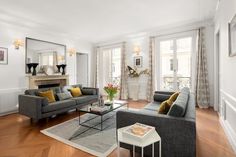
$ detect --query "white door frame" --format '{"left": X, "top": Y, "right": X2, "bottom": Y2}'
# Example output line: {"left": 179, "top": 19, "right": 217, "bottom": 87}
{"left": 214, "top": 29, "right": 220, "bottom": 111}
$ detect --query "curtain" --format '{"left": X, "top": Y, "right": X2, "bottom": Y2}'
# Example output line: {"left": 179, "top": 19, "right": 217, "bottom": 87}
{"left": 96, "top": 47, "right": 112, "bottom": 95}
{"left": 53, "top": 51, "right": 58, "bottom": 72}
{"left": 120, "top": 42, "right": 128, "bottom": 100}
{"left": 195, "top": 27, "right": 210, "bottom": 108}
{"left": 146, "top": 37, "right": 157, "bottom": 102}
{"left": 94, "top": 47, "right": 100, "bottom": 88}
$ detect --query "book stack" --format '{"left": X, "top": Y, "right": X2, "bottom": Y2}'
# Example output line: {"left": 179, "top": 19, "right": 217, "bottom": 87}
{"left": 90, "top": 106, "right": 110, "bottom": 112}
{"left": 122, "top": 123, "right": 155, "bottom": 142}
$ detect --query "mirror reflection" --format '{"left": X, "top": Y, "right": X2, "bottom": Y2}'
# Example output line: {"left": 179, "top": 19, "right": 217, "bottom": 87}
{"left": 26, "top": 38, "right": 66, "bottom": 75}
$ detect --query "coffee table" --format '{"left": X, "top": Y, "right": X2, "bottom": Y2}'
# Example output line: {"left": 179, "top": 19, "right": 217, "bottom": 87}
{"left": 78, "top": 100, "right": 128, "bottom": 131}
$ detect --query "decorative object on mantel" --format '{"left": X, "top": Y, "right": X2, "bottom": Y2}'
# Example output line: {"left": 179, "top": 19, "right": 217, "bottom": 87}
{"left": 61, "top": 64, "right": 66, "bottom": 75}
{"left": 13, "top": 39, "right": 24, "bottom": 50}
{"left": 31, "top": 63, "right": 39, "bottom": 76}
{"left": 26, "top": 63, "right": 34, "bottom": 73}
{"left": 0, "top": 47, "right": 8, "bottom": 65}
{"left": 127, "top": 65, "right": 150, "bottom": 78}
{"left": 133, "top": 45, "right": 141, "bottom": 55}
{"left": 134, "top": 56, "right": 143, "bottom": 68}
{"left": 104, "top": 83, "right": 119, "bottom": 103}
{"left": 56, "top": 65, "right": 62, "bottom": 73}
{"left": 229, "top": 14, "right": 236, "bottom": 57}
{"left": 68, "top": 48, "right": 76, "bottom": 56}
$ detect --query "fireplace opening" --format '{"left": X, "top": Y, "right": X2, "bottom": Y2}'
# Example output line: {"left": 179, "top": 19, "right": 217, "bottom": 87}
{"left": 38, "top": 83, "right": 60, "bottom": 89}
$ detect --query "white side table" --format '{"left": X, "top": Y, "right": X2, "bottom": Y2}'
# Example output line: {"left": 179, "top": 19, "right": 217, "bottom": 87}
{"left": 117, "top": 126, "right": 161, "bottom": 157}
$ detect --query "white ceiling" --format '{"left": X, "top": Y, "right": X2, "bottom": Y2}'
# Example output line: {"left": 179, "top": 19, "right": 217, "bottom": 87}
{"left": 0, "top": 0, "right": 217, "bottom": 43}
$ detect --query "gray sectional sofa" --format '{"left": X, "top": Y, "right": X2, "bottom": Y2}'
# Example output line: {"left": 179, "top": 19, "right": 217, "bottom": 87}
{"left": 18, "top": 84, "right": 99, "bottom": 122}
{"left": 116, "top": 87, "right": 196, "bottom": 157}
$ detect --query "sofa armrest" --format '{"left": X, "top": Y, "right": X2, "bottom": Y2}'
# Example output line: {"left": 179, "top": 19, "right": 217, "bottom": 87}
{"left": 18, "top": 95, "right": 48, "bottom": 120}
{"left": 81, "top": 87, "right": 99, "bottom": 95}
{"left": 154, "top": 90, "right": 175, "bottom": 95}
{"left": 116, "top": 110, "right": 196, "bottom": 157}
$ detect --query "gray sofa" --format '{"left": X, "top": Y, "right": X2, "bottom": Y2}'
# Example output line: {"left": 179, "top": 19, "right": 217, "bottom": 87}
{"left": 116, "top": 87, "right": 196, "bottom": 157}
{"left": 18, "top": 84, "right": 99, "bottom": 122}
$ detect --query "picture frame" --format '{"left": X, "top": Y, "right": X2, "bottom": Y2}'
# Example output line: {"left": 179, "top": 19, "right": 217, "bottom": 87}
{"left": 229, "top": 14, "right": 236, "bottom": 57}
{"left": 0, "top": 47, "right": 8, "bottom": 65}
{"left": 134, "top": 56, "right": 142, "bottom": 68}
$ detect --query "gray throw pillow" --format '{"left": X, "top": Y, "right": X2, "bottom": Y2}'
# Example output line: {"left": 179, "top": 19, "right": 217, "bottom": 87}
{"left": 81, "top": 88, "right": 95, "bottom": 95}
{"left": 57, "top": 92, "right": 73, "bottom": 101}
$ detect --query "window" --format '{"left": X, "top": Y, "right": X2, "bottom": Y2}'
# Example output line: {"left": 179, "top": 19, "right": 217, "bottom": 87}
{"left": 157, "top": 31, "right": 197, "bottom": 91}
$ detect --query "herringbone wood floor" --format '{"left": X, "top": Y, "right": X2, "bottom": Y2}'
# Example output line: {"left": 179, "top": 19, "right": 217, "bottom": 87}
{"left": 0, "top": 100, "right": 235, "bottom": 157}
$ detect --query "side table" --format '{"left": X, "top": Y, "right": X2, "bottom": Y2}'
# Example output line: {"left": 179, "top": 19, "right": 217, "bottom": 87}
{"left": 117, "top": 126, "right": 161, "bottom": 157}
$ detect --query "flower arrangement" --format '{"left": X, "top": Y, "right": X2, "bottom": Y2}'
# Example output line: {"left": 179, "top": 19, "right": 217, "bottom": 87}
{"left": 127, "top": 66, "right": 150, "bottom": 78}
{"left": 104, "top": 83, "right": 119, "bottom": 101}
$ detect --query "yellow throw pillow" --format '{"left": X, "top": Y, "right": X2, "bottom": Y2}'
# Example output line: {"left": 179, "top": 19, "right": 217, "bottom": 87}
{"left": 158, "top": 100, "right": 173, "bottom": 114}
{"left": 70, "top": 87, "right": 82, "bottom": 97}
{"left": 167, "top": 92, "right": 179, "bottom": 105}
{"left": 38, "top": 90, "right": 56, "bottom": 103}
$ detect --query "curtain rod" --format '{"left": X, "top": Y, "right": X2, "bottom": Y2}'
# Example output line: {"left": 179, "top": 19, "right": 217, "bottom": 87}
{"left": 151, "top": 28, "right": 201, "bottom": 38}
{"left": 96, "top": 41, "right": 126, "bottom": 48}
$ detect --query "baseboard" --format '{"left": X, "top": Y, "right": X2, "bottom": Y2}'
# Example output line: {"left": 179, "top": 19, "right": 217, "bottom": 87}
{"left": 0, "top": 109, "right": 18, "bottom": 116}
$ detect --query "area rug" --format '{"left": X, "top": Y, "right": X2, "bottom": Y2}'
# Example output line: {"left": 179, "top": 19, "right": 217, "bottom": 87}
{"left": 41, "top": 109, "right": 136, "bottom": 157}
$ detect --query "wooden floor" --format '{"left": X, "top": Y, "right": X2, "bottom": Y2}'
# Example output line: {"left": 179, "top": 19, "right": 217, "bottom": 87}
{"left": 0, "top": 100, "right": 235, "bottom": 157}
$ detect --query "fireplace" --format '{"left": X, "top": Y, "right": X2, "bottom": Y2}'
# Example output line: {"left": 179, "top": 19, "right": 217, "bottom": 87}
{"left": 38, "top": 83, "right": 60, "bottom": 89}
{"left": 27, "top": 75, "right": 69, "bottom": 89}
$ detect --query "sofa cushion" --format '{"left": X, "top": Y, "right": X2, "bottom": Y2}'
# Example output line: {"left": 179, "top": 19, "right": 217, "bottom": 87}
{"left": 153, "top": 93, "right": 171, "bottom": 102}
{"left": 81, "top": 88, "right": 96, "bottom": 95}
{"left": 167, "top": 87, "right": 190, "bottom": 117}
{"left": 144, "top": 102, "right": 161, "bottom": 111}
{"left": 158, "top": 100, "right": 173, "bottom": 114}
{"left": 42, "top": 99, "right": 76, "bottom": 113}
{"left": 38, "top": 90, "right": 56, "bottom": 103}
{"left": 25, "top": 88, "right": 50, "bottom": 96}
{"left": 166, "top": 92, "right": 179, "bottom": 104}
{"left": 72, "top": 95, "right": 98, "bottom": 105}
{"left": 70, "top": 87, "right": 83, "bottom": 97}
{"left": 57, "top": 92, "right": 73, "bottom": 101}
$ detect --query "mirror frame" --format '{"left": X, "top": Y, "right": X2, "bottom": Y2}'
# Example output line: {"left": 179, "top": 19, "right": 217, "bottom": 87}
{"left": 25, "top": 37, "right": 67, "bottom": 74}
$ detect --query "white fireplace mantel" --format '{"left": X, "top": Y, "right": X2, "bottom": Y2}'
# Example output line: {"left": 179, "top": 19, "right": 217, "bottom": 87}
{"left": 26, "top": 75, "right": 69, "bottom": 89}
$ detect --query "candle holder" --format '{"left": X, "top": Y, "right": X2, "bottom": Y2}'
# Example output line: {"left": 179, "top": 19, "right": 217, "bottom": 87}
{"left": 26, "top": 63, "right": 33, "bottom": 73}
{"left": 56, "top": 65, "right": 62, "bottom": 73}
{"left": 31, "top": 63, "right": 39, "bottom": 76}
{"left": 61, "top": 64, "right": 66, "bottom": 75}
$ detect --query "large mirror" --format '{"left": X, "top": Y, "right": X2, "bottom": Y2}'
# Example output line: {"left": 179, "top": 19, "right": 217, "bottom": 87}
{"left": 25, "top": 37, "right": 66, "bottom": 75}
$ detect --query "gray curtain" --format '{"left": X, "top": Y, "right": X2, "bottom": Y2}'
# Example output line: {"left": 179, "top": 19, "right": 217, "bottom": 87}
{"left": 120, "top": 42, "right": 128, "bottom": 99}
{"left": 195, "top": 27, "right": 210, "bottom": 108}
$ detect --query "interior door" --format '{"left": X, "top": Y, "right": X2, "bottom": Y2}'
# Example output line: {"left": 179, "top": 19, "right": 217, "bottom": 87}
{"left": 76, "top": 53, "right": 88, "bottom": 87}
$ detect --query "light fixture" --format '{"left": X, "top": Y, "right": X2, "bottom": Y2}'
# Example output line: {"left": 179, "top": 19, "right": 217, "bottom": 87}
{"left": 133, "top": 46, "right": 141, "bottom": 55}
{"left": 13, "top": 39, "right": 24, "bottom": 50}
{"left": 68, "top": 48, "right": 76, "bottom": 56}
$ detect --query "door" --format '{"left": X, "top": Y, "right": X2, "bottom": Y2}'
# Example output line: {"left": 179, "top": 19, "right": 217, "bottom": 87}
{"left": 76, "top": 53, "right": 88, "bottom": 87}
{"left": 157, "top": 31, "right": 196, "bottom": 91}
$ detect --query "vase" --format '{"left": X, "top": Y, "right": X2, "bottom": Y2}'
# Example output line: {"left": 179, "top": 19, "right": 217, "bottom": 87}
{"left": 26, "top": 63, "right": 33, "bottom": 73}
{"left": 31, "top": 63, "right": 39, "bottom": 76}
{"left": 56, "top": 65, "right": 61, "bottom": 73}
{"left": 61, "top": 64, "right": 66, "bottom": 75}
{"left": 108, "top": 95, "right": 114, "bottom": 102}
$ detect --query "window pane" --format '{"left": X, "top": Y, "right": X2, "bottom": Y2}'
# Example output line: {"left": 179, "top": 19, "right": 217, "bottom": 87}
{"left": 176, "top": 37, "right": 192, "bottom": 89}
{"left": 160, "top": 40, "right": 174, "bottom": 90}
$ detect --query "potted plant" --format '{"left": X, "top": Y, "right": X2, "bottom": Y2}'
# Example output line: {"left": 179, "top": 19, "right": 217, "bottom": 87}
{"left": 104, "top": 83, "right": 119, "bottom": 103}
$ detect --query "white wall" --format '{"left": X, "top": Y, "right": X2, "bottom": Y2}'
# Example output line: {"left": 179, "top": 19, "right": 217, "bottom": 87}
{"left": 97, "top": 21, "right": 215, "bottom": 102}
{"left": 0, "top": 22, "right": 93, "bottom": 115}
{"left": 214, "top": 0, "right": 236, "bottom": 152}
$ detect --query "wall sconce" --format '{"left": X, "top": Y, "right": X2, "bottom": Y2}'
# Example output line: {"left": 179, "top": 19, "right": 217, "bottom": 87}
{"left": 133, "top": 46, "right": 141, "bottom": 55}
{"left": 68, "top": 48, "right": 76, "bottom": 56}
{"left": 13, "top": 39, "right": 24, "bottom": 50}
